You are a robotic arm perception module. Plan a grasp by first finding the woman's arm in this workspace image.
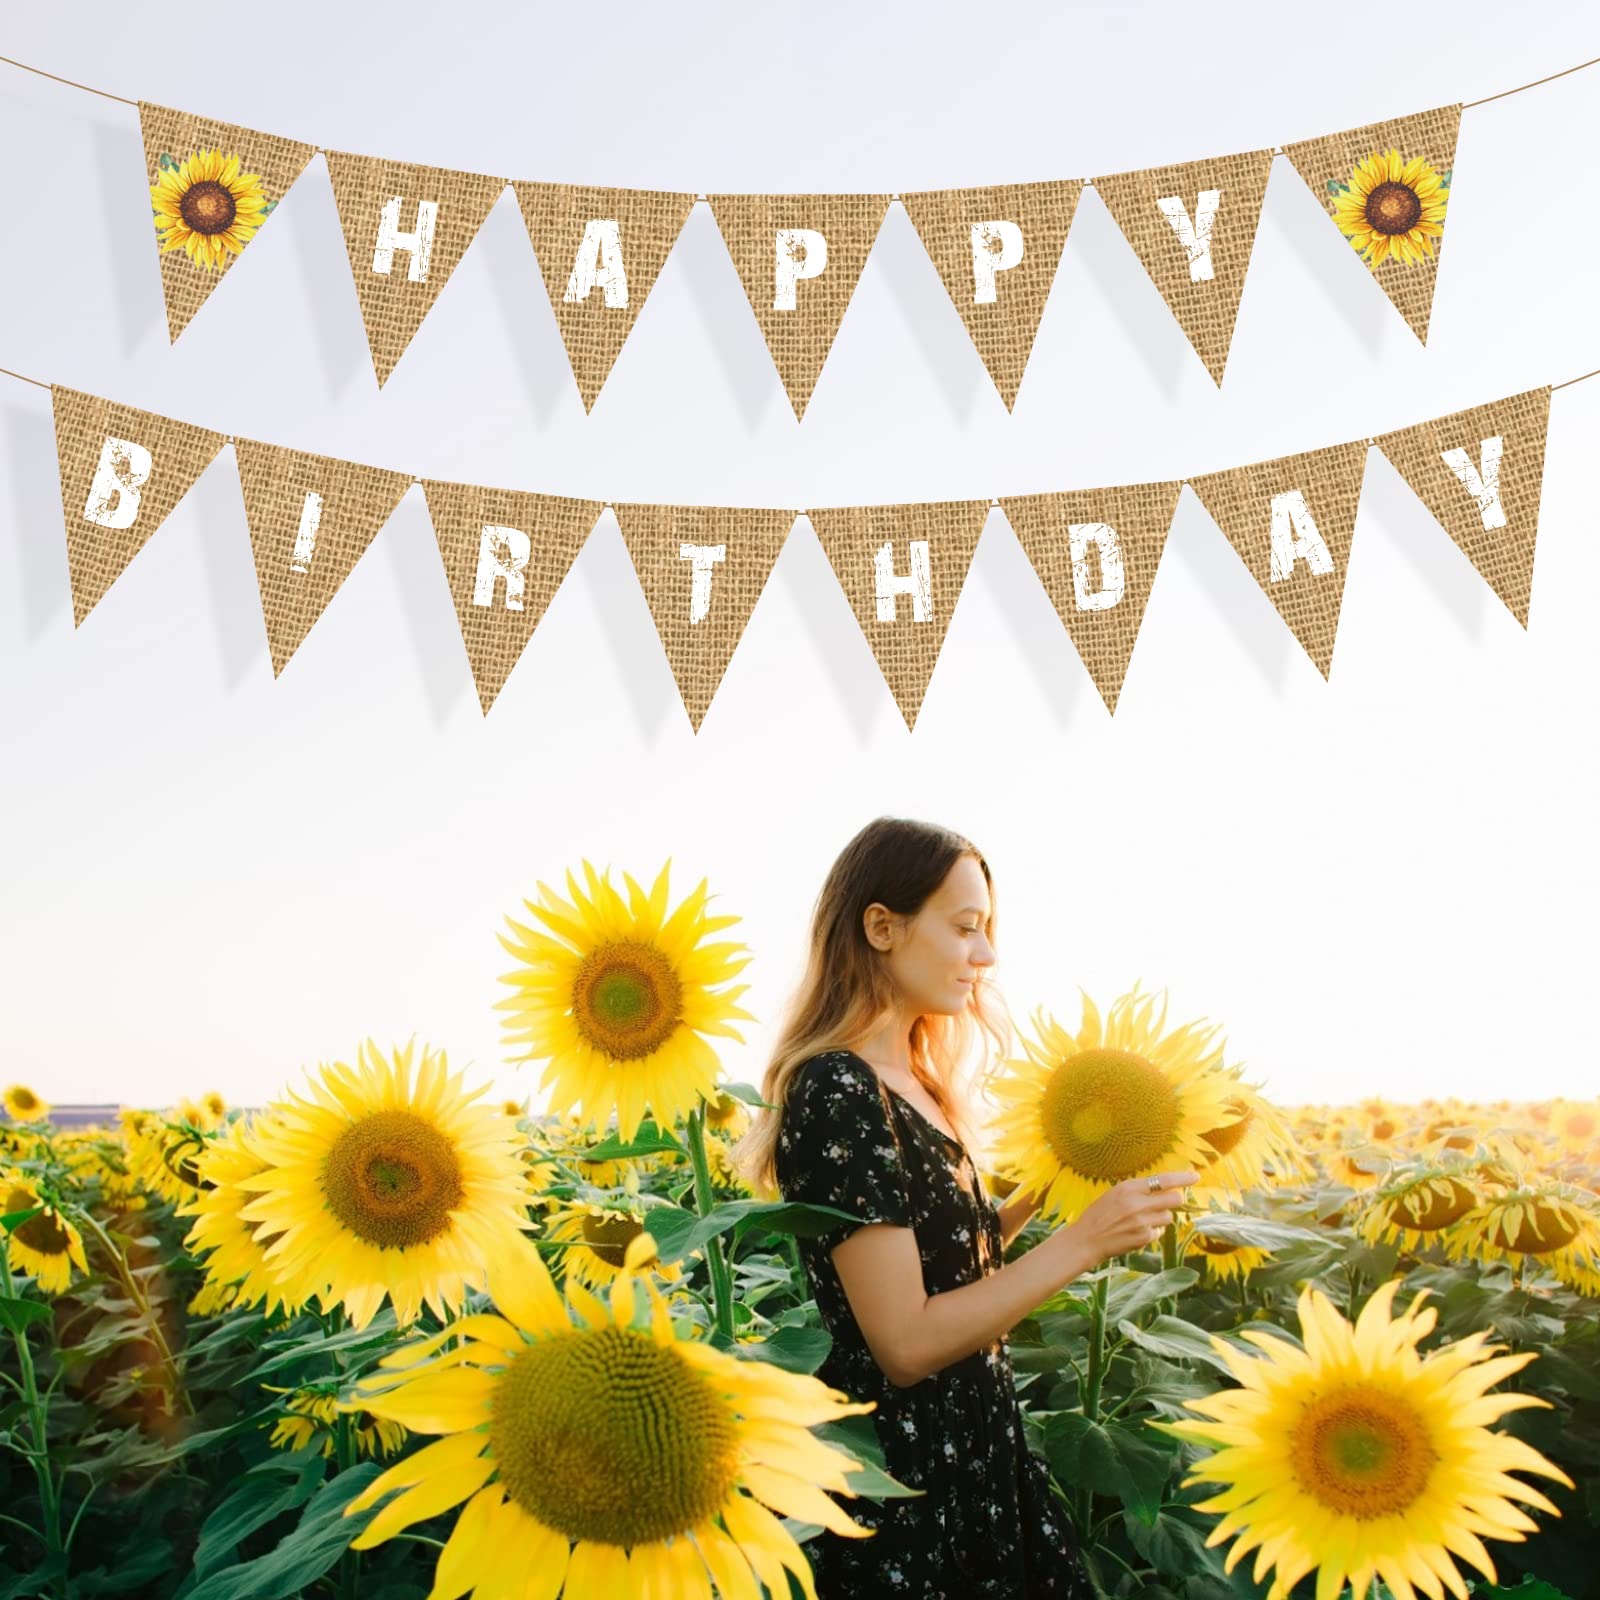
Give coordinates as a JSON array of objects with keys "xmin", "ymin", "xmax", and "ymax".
[{"xmin": 831, "ymin": 1221, "xmax": 1097, "ymax": 1388}]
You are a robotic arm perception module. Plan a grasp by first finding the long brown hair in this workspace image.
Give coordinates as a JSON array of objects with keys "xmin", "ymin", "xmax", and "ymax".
[{"xmin": 730, "ymin": 816, "xmax": 1012, "ymax": 1197}]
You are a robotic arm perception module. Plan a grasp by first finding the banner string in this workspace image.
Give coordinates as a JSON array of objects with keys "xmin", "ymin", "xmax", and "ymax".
[
  {"xmin": 2, "ymin": 51, "xmax": 1597, "ymax": 197},
  {"xmin": 4, "ymin": 363, "xmax": 1596, "ymax": 518}
]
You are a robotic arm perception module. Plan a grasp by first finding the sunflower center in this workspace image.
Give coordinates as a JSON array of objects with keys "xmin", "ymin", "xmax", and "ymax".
[
  {"xmin": 1564, "ymin": 1113, "xmax": 1596, "ymax": 1140},
  {"xmin": 1397, "ymin": 1179, "xmax": 1477, "ymax": 1231},
  {"xmin": 705, "ymin": 1092, "xmax": 741, "ymax": 1129},
  {"xmin": 1292, "ymin": 1382, "xmax": 1437, "ymax": 1519},
  {"xmin": 1199, "ymin": 1101, "xmax": 1253, "ymax": 1160},
  {"xmin": 572, "ymin": 942, "xmax": 683, "ymax": 1061},
  {"xmin": 180, "ymin": 179, "xmax": 237, "ymax": 236},
  {"xmin": 321, "ymin": 1110, "xmax": 465, "ymax": 1250},
  {"xmin": 580, "ymin": 1212, "xmax": 644, "ymax": 1267},
  {"xmin": 14, "ymin": 1203, "xmax": 71, "ymax": 1257},
  {"xmin": 1041, "ymin": 1048, "xmax": 1182, "ymax": 1182},
  {"xmin": 490, "ymin": 1326, "xmax": 740, "ymax": 1546},
  {"xmin": 8, "ymin": 1088, "xmax": 38, "ymax": 1112},
  {"xmin": 1364, "ymin": 180, "xmax": 1422, "ymax": 237},
  {"xmin": 1487, "ymin": 1200, "xmax": 1581, "ymax": 1254}
]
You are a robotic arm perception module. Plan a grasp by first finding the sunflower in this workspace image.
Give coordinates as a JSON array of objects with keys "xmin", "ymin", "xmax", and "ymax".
[
  {"xmin": 234, "ymin": 1040, "xmax": 536, "ymax": 1331},
  {"xmin": 1151, "ymin": 1278, "xmax": 1574, "ymax": 1600},
  {"xmin": 179, "ymin": 1111, "xmax": 305, "ymax": 1320},
  {"xmin": 539, "ymin": 1195, "xmax": 685, "ymax": 1291},
  {"xmin": 1332, "ymin": 148, "xmax": 1448, "ymax": 268},
  {"xmin": 343, "ymin": 1227, "xmax": 879, "ymax": 1599},
  {"xmin": 985, "ymin": 985, "xmax": 1240, "ymax": 1225},
  {"xmin": 150, "ymin": 148, "xmax": 270, "ymax": 272},
  {"xmin": 266, "ymin": 1384, "xmax": 408, "ymax": 1461},
  {"xmin": 1180, "ymin": 1219, "xmax": 1272, "ymax": 1287},
  {"xmin": 1354, "ymin": 1163, "xmax": 1484, "ymax": 1252},
  {"xmin": 1194, "ymin": 1082, "xmax": 1310, "ymax": 1193},
  {"xmin": 1545, "ymin": 1098, "xmax": 1599, "ymax": 1159},
  {"xmin": 1448, "ymin": 1179, "xmax": 1600, "ymax": 1297},
  {"xmin": 2, "ymin": 1174, "xmax": 88, "ymax": 1294},
  {"xmin": 496, "ymin": 859, "xmax": 756, "ymax": 1144},
  {"xmin": 1325, "ymin": 1148, "xmax": 1389, "ymax": 1193},
  {"xmin": 3, "ymin": 1085, "xmax": 50, "ymax": 1123}
]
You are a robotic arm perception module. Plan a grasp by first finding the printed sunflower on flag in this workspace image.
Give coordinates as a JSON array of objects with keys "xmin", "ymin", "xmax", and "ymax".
[
  {"xmin": 1330, "ymin": 147, "xmax": 1450, "ymax": 267},
  {"xmin": 151, "ymin": 147, "xmax": 272, "ymax": 271}
]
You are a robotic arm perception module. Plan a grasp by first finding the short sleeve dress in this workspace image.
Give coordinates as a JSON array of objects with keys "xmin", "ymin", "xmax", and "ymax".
[{"xmin": 774, "ymin": 1048, "xmax": 1094, "ymax": 1600}]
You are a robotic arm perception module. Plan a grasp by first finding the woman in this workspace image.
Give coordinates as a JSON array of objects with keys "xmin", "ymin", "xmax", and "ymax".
[{"xmin": 732, "ymin": 816, "xmax": 1198, "ymax": 1599}]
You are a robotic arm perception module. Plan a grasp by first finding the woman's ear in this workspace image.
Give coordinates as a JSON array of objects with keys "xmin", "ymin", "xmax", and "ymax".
[{"xmin": 862, "ymin": 902, "xmax": 895, "ymax": 953}]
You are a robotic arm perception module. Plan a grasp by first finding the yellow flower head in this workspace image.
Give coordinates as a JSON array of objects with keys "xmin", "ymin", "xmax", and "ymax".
[
  {"xmin": 2, "ymin": 1174, "xmax": 88, "ymax": 1295},
  {"xmin": 538, "ymin": 1195, "xmax": 683, "ymax": 1291},
  {"xmin": 1354, "ymin": 1163, "xmax": 1484, "ymax": 1252},
  {"xmin": 1332, "ymin": 147, "xmax": 1449, "ymax": 267},
  {"xmin": 343, "ymin": 1227, "xmax": 879, "ymax": 1599},
  {"xmin": 1152, "ymin": 1278, "xmax": 1574, "ymax": 1600},
  {"xmin": 150, "ymin": 148, "xmax": 270, "ymax": 271},
  {"xmin": 3, "ymin": 1085, "xmax": 50, "ymax": 1124},
  {"xmin": 985, "ymin": 985, "xmax": 1241, "ymax": 1224},
  {"xmin": 1448, "ymin": 1179, "xmax": 1600, "ymax": 1296},
  {"xmin": 234, "ymin": 1040, "xmax": 537, "ymax": 1330},
  {"xmin": 265, "ymin": 1384, "xmax": 407, "ymax": 1461},
  {"xmin": 496, "ymin": 859, "xmax": 756, "ymax": 1143}
]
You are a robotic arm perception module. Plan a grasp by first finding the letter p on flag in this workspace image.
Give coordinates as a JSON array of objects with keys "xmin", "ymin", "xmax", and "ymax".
[
  {"xmin": 774, "ymin": 228, "xmax": 828, "ymax": 310},
  {"xmin": 971, "ymin": 220, "xmax": 1024, "ymax": 304}
]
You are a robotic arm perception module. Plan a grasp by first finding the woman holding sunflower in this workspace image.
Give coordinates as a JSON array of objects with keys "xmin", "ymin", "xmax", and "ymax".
[{"xmin": 734, "ymin": 816, "xmax": 1198, "ymax": 1598}]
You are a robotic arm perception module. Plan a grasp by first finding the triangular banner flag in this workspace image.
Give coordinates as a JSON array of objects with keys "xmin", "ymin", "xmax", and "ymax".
[
  {"xmin": 51, "ymin": 387, "xmax": 226, "ymax": 626},
  {"xmin": 325, "ymin": 152, "xmax": 506, "ymax": 386},
  {"xmin": 422, "ymin": 480, "xmax": 603, "ymax": 713},
  {"xmin": 809, "ymin": 500, "xmax": 989, "ymax": 729},
  {"xmin": 611, "ymin": 505, "xmax": 795, "ymax": 731},
  {"xmin": 1374, "ymin": 386, "xmax": 1551, "ymax": 627},
  {"xmin": 1002, "ymin": 481, "xmax": 1183, "ymax": 712},
  {"xmin": 1189, "ymin": 440, "xmax": 1369, "ymax": 679},
  {"xmin": 899, "ymin": 181, "xmax": 1083, "ymax": 410},
  {"xmin": 1283, "ymin": 103, "xmax": 1460, "ymax": 344},
  {"xmin": 234, "ymin": 441, "xmax": 413, "ymax": 675},
  {"xmin": 707, "ymin": 192, "xmax": 890, "ymax": 419},
  {"xmin": 514, "ymin": 183, "xmax": 697, "ymax": 412},
  {"xmin": 1092, "ymin": 149, "xmax": 1273, "ymax": 386},
  {"xmin": 139, "ymin": 102, "xmax": 317, "ymax": 343}
]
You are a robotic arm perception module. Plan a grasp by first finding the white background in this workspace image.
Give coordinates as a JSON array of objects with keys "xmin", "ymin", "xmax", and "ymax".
[{"xmin": 2, "ymin": 3, "xmax": 1596, "ymax": 1147}]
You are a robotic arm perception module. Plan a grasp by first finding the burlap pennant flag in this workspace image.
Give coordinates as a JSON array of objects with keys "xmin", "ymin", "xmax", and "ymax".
[
  {"xmin": 234, "ymin": 440, "xmax": 413, "ymax": 675},
  {"xmin": 707, "ymin": 193, "xmax": 890, "ymax": 419},
  {"xmin": 422, "ymin": 480, "xmax": 603, "ymax": 713},
  {"xmin": 139, "ymin": 103, "xmax": 318, "ymax": 343},
  {"xmin": 51, "ymin": 386, "xmax": 227, "ymax": 626},
  {"xmin": 610, "ymin": 505, "xmax": 795, "ymax": 731},
  {"xmin": 899, "ymin": 182, "xmax": 1083, "ymax": 410},
  {"xmin": 514, "ymin": 184, "xmax": 697, "ymax": 412},
  {"xmin": 1189, "ymin": 440, "xmax": 1370, "ymax": 679},
  {"xmin": 1002, "ymin": 482, "xmax": 1183, "ymax": 713},
  {"xmin": 808, "ymin": 500, "xmax": 989, "ymax": 729},
  {"xmin": 1283, "ymin": 104, "xmax": 1460, "ymax": 344},
  {"xmin": 1374, "ymin": 386, "xmax": 1551, "ymax": 626},
  {"xmin": 1092, "ymin": 150, "xmax": 1273, "ymax": 386},
  {"xmin": 325, "ymin": 152, "xmax": 507, "ymax": 386}
]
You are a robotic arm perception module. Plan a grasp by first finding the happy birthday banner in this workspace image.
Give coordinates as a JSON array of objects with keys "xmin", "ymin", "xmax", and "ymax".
[
  {"xmin": 40, "ymin": 376, "xmax": 1558, "ymax": 727},
  {"xmin": 136, "ymin": 97, "xmax": 1470, "ymax": 414}
]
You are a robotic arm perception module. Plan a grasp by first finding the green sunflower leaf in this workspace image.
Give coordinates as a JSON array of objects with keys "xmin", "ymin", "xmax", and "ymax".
[
  {"xmin": 0, "ymin": 1294, "xmax": 52, "ymax": 1333},
  {"xmin": 1, "ymin": 1205, "xmax": 43, "ymax": 1233}
]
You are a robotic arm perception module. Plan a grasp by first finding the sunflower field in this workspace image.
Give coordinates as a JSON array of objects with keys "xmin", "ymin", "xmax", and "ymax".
[{"xmin": 2, "ymin": 862, "xmax": 1598, "ymax": 1600}]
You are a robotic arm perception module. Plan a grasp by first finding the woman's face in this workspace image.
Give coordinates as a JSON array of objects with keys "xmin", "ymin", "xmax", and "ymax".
[{"xmin": 865, "ymin": 854, "xmax": 997, "ymax": 1017}]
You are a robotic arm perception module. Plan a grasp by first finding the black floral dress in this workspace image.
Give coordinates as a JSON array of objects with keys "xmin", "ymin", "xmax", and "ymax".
[{"xmin": 774, "ymin": 1049, "xmax": 1095, "ymax": 1599}]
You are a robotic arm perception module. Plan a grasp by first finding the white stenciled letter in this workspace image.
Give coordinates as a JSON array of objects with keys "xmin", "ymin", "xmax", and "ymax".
[
  {"xmin": 970, "ymin": 220, "xmax": 1025, "ymax": 304},
  {"xmin": 82, "ymin": 436, "xmax": 153, "ymax": 530},
  {"xmin": 472, "ymin": 523, "xmax": 531, "ymax": 611},
  {"xmin": 1156, "ymin": 189, "xmax": 1222, "ymax": 281},
  {"xmin": 774, "ymin": 228, "xmax": 828, "ymax": 310},
  {"xmin": 1268, "ymin": 489, "xmax": 1334, "ymax": 582},
  {"xmin": 565, "ymin": 218, "xmax": 630, "ymax": 308},
  {"xmin": 1068, "ymin": 522, "xmax": 1126, "ymax": 611},
  {"xmin": 875, "ymin": 540, "xmax": 933, "ymax": 622},
  {"xmin": 289, "ymin": 491, "xmax": 324, "ymax": 575},
  {"xmin": 371, "ymin": 196, "xmax": 439, "ymax": 283},
  {"xmin": 1439, "ymin": 435, "xmax": 1507, "ymax": 530},
  {"xmin": 679, "ymin": 542, "xmax": 726, "ymax": 624}
]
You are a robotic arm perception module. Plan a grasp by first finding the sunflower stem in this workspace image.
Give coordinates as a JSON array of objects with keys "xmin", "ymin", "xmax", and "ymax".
[
  {"xmin": 327, "ymin": 1306, "xmax": 361, "ymax": 1600},
  {"xmin": 685, "ymin": 1106, "xmax": 736, "ymax": 1342},
  {"xmin": 1159, "ymin": 1220, "xmax": 1180, "ymax": 1316},
  {"xmin": 1074, "ymin": 1271, "xmax": 1111, "ymax": 1553},
  {"xmin": 0, "ymin": 1231, "xmax": 67, "ymax": 1598}
]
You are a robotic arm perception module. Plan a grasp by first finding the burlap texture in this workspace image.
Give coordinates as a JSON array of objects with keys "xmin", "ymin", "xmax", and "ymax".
[
  {"xmin": 51, "ymin": 386, "xmax": 227, "ymax": 626},
  {"xmin": 1092, "ymin": 149, "xmax": 1273, "ymax": 386},
  {"xmin": 234, "ymin": 440, "xmax": 413, "ymax": 675},
  {"xmin": 325, "ymin": 152, "xmax": 507, "ymax": 386},
  {"xmin": 1002, "ymin": 481, "xmax": 1183, "ymax": 713},
  {"xmin": 422, "ymin": 479, "xmax": 603, "ymax": 713},
  {"xmin": 139, "ymin": 103, "xmax": 317, "ymax": 344},
  {"xmin": 707, "ymin": 193, "xmax": 890, "ymax": 420},
  {"xmin": 808, "ymin": 501, "xmax": 989, "ymax": 729},
  {"xmin": 1283, "ymin": 103, "xmax": 1461, "ymax": 344},
  {"xmin": 514, "ymin": 184, "xmax": 697, "ymax": 412},
  {"xmin": 610, "ymin": 505, "xmax": 796, "ymax": 731},
  {"xmin": 899, "ymin": 182, "xmax": 1083, "ymax": 410},
  {"xmin": 1374, "ymin": 386, "xmax": 1550, "ymax": 627},
  {"xmin": 1189, "ymin": 440, "xmax": 1369, "ymax": 678}
]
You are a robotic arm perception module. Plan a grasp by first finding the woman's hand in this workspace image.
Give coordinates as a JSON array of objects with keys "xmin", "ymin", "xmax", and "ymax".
[{"xmin": 1052, "ymin": 1169, "xmax": 1201, "ymax": 1273}]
